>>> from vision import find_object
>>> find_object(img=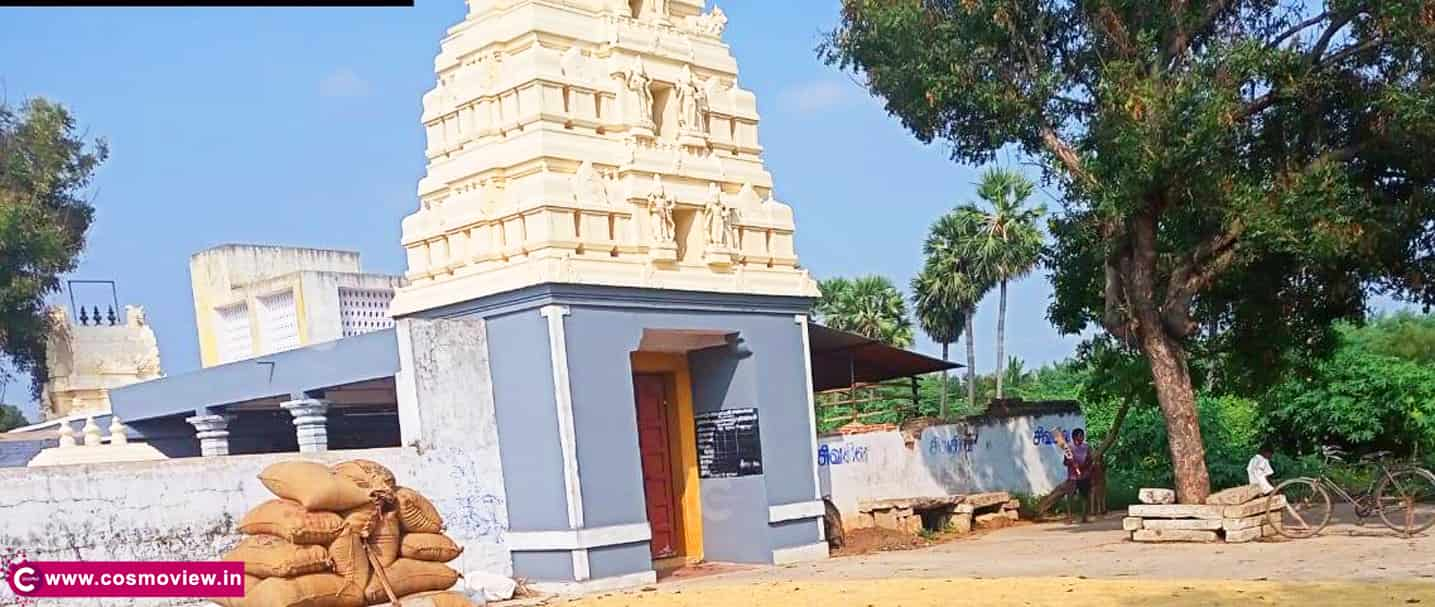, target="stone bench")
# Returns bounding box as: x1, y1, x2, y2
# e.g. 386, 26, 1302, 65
1124, 485, 1283, 543
852, 492, 1019, 535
